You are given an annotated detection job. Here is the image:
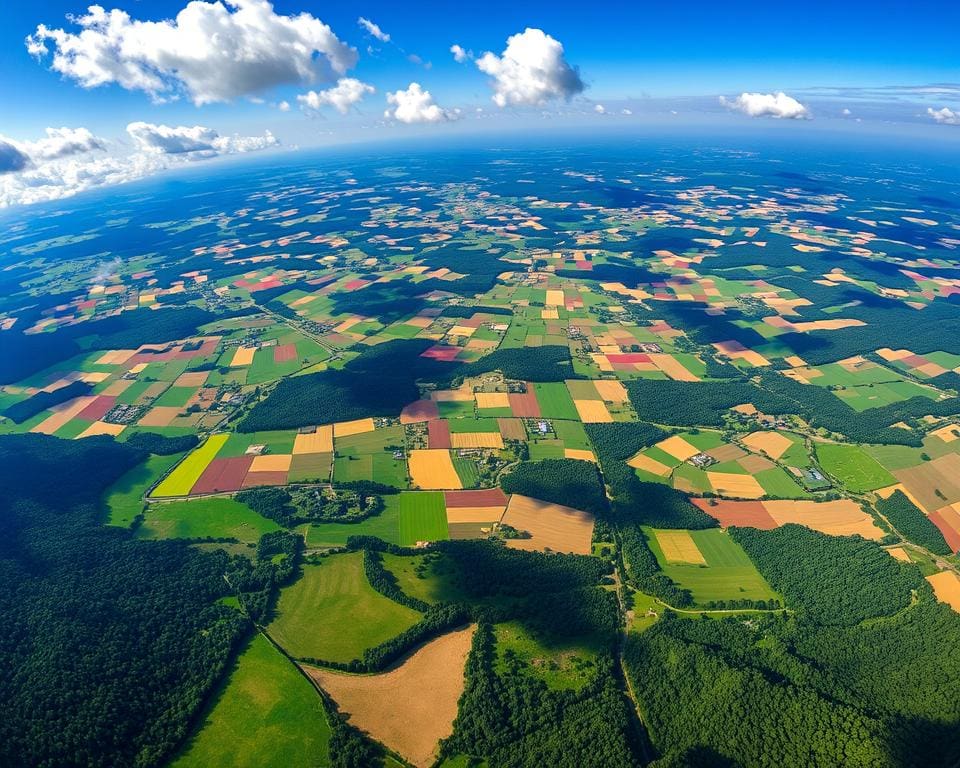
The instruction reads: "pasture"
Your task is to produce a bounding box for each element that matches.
[172,634,330,768]
[137,497,280,544]
[268,553,422,663]
[398,492,449,546]
[815,443,896,492]
[104,452,183,526]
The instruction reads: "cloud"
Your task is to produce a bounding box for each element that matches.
[21,126,106,161]
[384,82,454,124]
[127,122,277,154]
[842,108,852,116]
[357,16,389,42]
[928,106,960,125]
[450,44,471,63]
[720,91,810,119]
[27,1,357,105]
[298,77,375,114]
[476,28,585,108]
[594,104,606,114]
[0,140,31,174]
[278,100,290,112]
[621,108,633,116]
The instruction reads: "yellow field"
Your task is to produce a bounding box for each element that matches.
[292,426,334,454]
[649,353,701,381]
[573,399,612,423]
[593,379,628,403]
[408,449,462,490]
[250,454,293,472]
[431,388,473,402]
[446,506,504,523]
[627,452,672,476]
[174,371,209,387]
[230,346,256,366]
[564,448,596,462]
[654,529,707,564]
[763,499,884,539]
[501,494,594,555]
[475,392,510,409]
[707,471,766,499]
[876,347,913,362]
[333,417,376,437]
[791,318,865,332]
[930,424,960,443]
[656,435,700,461]
[30,396,97,435]
[590,353,614,372]
[545,289,565,307]
[742,430,793,459]
[886,547,911,562]
[100,379,133,397]
[927,571,960,613]
[76,421,126,439]
[449,432,505,449]
[449,325,476,337]
[137,406,181,427]
[95,349,136,365]
[304,626,475,768]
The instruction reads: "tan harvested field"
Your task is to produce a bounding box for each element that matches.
[99,379,133,397]
[654,529,706,564]
[930,423,960,443]
[742,431,793,460]
[737,454,775,473]
[627,452,672,477]
[137,406,182,428]
[431,387,473,402]
[475,392,510,409]
[593,379,629,403]
[545,289,565,306]
[497,418,526,441]
[77,421,126,438]
[304,626,475,768]
[501,494,594,555]
[876,483,928,512]
[655,435,700,461]
[446,506,505,523]
[408,449,462,490]
[927,571,960,612]
[564,448,596,462]
[763,499,884,539]
[250,454,293,472]
[893,454,960,514]
[333,418,376,438]
[449,432,505,449]
[174,371,209,387]
[706,443,748,462]
[293,426,334,454]
[886,547,911,562]
[95,349,136,365]
[707,471,765,499]
[573,399,612,423]
[230,346,256,366]
[30,395,97,434]
[649,353,701,381]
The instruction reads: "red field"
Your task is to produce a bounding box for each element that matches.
[76,395,117,421]
[930,507,960,553]
[444,489,508,507]
[191,456,254,494]
[273,343,297,363]
[421,345,461,362]
[508,389,541,417]
[401,400,440,423]
[606,353,652,364]
[241,470,288,488]
[693,498,778,529]
[428,420,452,449]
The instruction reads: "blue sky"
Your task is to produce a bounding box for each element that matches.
[1,0,958,206]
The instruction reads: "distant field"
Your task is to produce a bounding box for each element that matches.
[268,553,422,663]
[533,382,579,420]
[646,527,779,606]
[398,491,449,546]
[104,452,183,526]
[815,443,896,492]
[172,633,331,768]
[151,434,228,497]
[136,497,279,544]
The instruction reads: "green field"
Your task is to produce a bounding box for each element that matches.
[301,494,402,548]
[152,433,228,497]
[268,552,422,663]
[493,619,600,692]
[104,452,184,526]
[646,528,779,606]
[172,633,331,768]
[533,382,580,420]
[755,467,812,498]
[398,491,449,545]
[815,442,896,492]
[381,552,468,605]
[137,497,280,543]
[452,455,481,489]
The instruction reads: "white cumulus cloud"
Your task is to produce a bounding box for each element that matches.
[476,28,585,108]
[357,16,389,42]
[127,122,277,154]
[27,0,357,105]
[594,104,606,114]
[384,82,454,124]
[928,106,960,125]
[720,92,810,119]
[20,127,106,161]
[450,44,471,63]
[298,78,375,114]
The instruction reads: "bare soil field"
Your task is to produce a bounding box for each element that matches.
[501,494,594,555]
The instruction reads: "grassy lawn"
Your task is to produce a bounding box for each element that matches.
[380,552,468,605]
[268,552,422,663]
[103,452,183,526]
[755,467,812,498]
[398,491,449,546]
[815,442,896,492]
[301,495,402,548]
[452,456,481,489]
[533,382,579,420]
[172,633,331,768]
[493,619,600,692]
[647,527,779,606]
[137,497,280,543]
[152,434,228,497]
